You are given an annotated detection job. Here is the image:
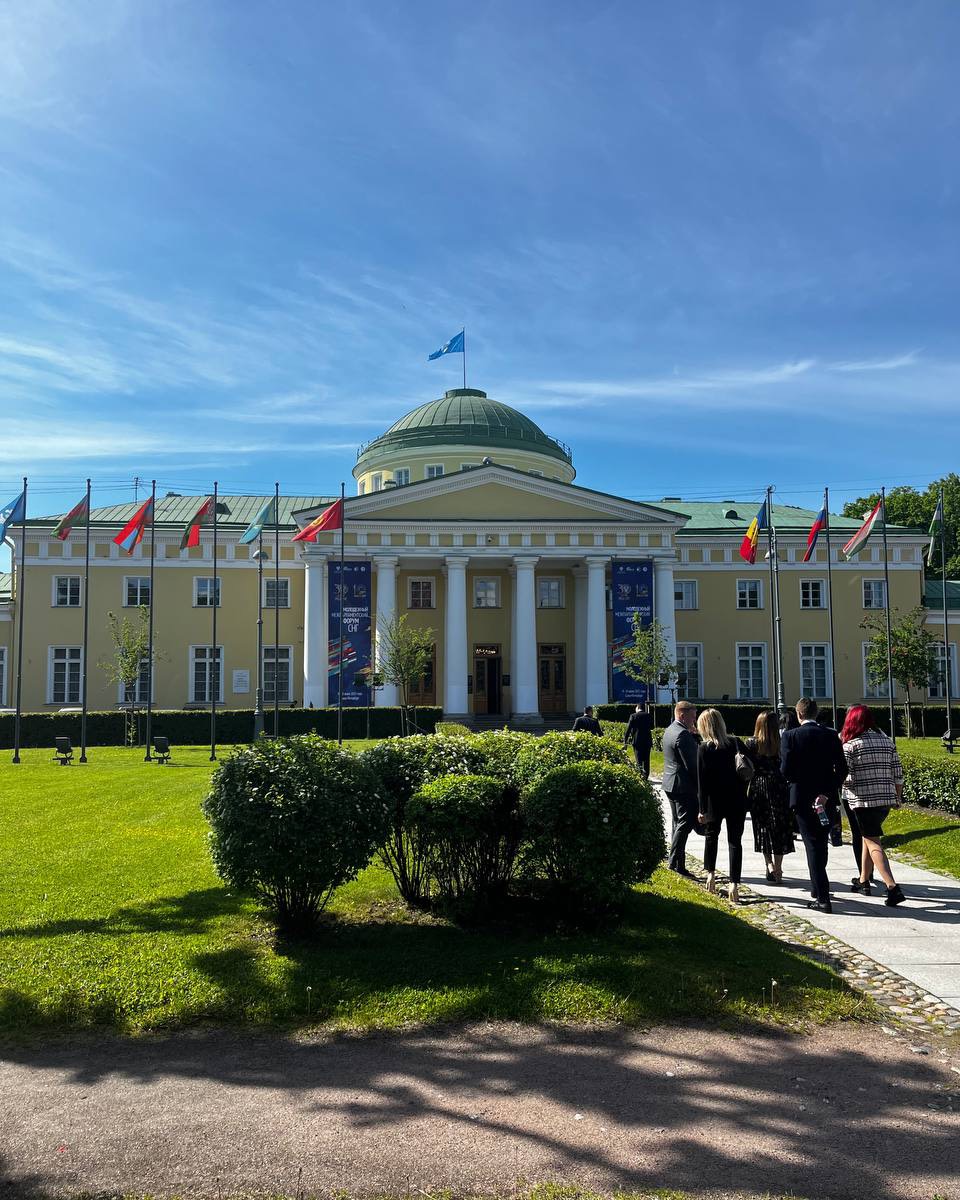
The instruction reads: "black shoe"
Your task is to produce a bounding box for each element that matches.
[884,885,906,907]
[806,900,833,913]
[850,877,873,895]
[671,867,694,878]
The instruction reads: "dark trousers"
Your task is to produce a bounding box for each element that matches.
[703,808,747,884]
[666,789,696,871]
[632,745,651,778]
[842,796,863,872]
[795,804,831,904]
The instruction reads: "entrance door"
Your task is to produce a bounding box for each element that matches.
[407,646,436,705]
[538,643,567,714]
[474,645,502,715]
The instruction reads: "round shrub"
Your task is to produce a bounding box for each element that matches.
[203,735,389,933]
[469,728,537,789]
[514,730,628,789]
[521,761,666,911]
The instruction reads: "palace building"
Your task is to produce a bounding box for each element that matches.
[0,388,952,719]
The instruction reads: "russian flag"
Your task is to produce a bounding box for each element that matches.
[113,498,154,555]
[803,507,826,563]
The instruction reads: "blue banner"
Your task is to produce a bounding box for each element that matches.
[328,560,372,706]
[610,559,654,703]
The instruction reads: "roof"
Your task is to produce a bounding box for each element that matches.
[665,500,921,537]
[925,579,960,611]
[356,389,573,467]
[30,494,335,531]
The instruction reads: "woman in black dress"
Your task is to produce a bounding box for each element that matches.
[744,710,794,883]
[696,708,749,904]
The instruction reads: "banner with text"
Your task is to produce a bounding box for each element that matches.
[328,560,372,706]
[610,559,654,703]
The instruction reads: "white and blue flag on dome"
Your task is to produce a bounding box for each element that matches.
[428,329,464,360]
[0,489,26,543]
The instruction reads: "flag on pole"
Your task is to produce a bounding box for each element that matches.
[52,494,90,541]
[292,497,343,543]
[428,329,464,360]
[181,496,231,549]
[739,500,767,564]
[113,497,154,555]
[802,506,827,563]
[0,489,26,543]
[928,494,944,566]
[842,498,883,560]
[239,496,278,545]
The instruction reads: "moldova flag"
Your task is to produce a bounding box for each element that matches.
[802,506,827,563]
[292,497,343,543]
[52,494,90,541]
[113,498,154,555]
[739,500,767,564]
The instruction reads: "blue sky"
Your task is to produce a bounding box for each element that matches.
[1,0,959,547]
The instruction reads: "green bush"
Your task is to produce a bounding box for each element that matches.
[900,752,960,817]
[468,728,537,789]
[407,774,521,905]
[202,735,389,932]
[514,730,628,788]
[522,761,666,911]
[435,721,474,737]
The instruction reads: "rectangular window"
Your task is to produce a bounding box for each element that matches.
[473,577,501,608]
[121,658,152,705]
[393,468,410,486]
[736,579,763,610]
[425,464,444,479]
[863,579,887,609]
[675,643,702,700]
[0,646,6,706]
[674,580,698,610]
[53,576,81,607]
[194,577,221,607]
[263,646,292,703]
[49,646,82,704]
[371,473,383,492]
[537,578,564,608]
[124,576,151,607]
[800,643,831,698]
[862,642,892,698]
[190,646,223,703]
[929,642,958,699]
[264,577,290,609]
[737,643,767,700]
[800,579,826,609]
[408,577,435,609]
[359,480,366,495]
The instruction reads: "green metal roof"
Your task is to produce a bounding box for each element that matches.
[664,499,920,537]
[356,389,573,467]
[30,494,335,530]
[925,579,960,610]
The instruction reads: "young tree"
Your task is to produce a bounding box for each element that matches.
[621,615,677,727]
[861,606,938,737]
[378,613,436,735]
[98,608,160,745]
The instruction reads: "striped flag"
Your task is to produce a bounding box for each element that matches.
[0,489,26,543]
[239,496,277,545]
[292,497,343,543]
[181,496,231,549]
[928,494,944,566]
[739,500,767,564]
[842,497,883,560]
[52,494,90,541]
[113,497,154,555]
[802,506,827,563]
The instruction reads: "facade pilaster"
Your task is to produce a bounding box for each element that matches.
[573,566,587,712]
[585,555,610,707]
[443,555,470,715]
[303,556,328,709]
[512,555,541,721]
[654,556,678,703]
[374,555,399,706]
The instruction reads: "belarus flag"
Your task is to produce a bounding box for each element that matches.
[292,498,343,543]
[802,507,827,563]
[842,498,883,560]
[739,500,767,564]
[53,495,90,541]
[180,496,231,549]
[113,498,154,555]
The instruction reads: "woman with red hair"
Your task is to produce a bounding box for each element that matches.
[840,705,905,906]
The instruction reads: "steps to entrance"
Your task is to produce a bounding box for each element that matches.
[456,714,575,734]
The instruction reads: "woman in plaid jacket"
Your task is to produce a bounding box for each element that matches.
[841,705,906,907]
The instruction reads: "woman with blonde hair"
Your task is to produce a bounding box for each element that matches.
[744,710,794,884]
[696,708,749,903]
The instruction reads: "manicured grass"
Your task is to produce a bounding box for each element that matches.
[898,736,959,761]
[0,746,866,1036]
[881,805,960,878]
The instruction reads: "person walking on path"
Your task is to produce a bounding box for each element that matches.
[841,704,907,907]
[661,700,700,877]
[744,710,794,884]
[780,697,847,913]
[696,708,749,904]
[624,701,654,778]
[572,705,603,735]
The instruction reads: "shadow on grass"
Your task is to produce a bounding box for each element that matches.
[883,824,960,849]
[0,888,245,940]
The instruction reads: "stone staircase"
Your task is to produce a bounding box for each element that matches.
[457,713,574,734]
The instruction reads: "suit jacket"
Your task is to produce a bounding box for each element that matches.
[661,720,700,795]
[624,711,654,750]
[572,715,602,736]
[780,721,847,811]
[697,739,748,824]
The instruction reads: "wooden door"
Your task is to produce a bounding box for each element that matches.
[538,643,567,714]
[473,645,501,714]
[407,646,436,705]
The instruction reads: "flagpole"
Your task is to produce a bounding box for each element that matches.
[12,477,27,765]
[254,532,264,741]
[274,481,280,738]
[765,489,779,708]
[143,480,157,762]
[210,481,218,762]
[824,486,838,731]
[771,493,786,715]
[79,478,92,763]
[881,487,896,742]
[940,485,954,749]
[462,328,466,390]
[337,480,345,746]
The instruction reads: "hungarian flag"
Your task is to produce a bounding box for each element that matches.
[113,498,154,555]
[739,500,767,564]
[239,496,277,545]
[802,506,827,563]
[292,498,343,543]
[0,489,26,543]
[928,495,944,566]
[52,494,90,541]
[842,497,883,560]
[180,496,232,550]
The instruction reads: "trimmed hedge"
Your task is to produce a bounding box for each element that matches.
[597,702,957,738]
[900,751,960,818]
[513,729,629,787]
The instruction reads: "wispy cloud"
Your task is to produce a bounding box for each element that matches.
[830,351,920,373]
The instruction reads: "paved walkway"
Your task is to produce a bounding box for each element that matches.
[658,791,960,1014]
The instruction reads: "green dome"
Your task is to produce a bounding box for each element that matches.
[356,389,572,467]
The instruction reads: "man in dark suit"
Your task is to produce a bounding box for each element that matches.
[624,702,654,778]
[572,705,603,735]
[780,696,848,912]
[661,700,700,876]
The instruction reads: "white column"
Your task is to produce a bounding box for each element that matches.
[303,556,328,709]
[374,555,399,706]
[443,555,469,716]
[508,565,518,714]
[585,555,610,707]
[654,555,678,704]
[573,566,587,712]
[512,556,541,721]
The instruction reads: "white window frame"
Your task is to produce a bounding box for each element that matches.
[675,642,703,700]
[263,644,294,704]
[862,641,893,699]
[800,578,827,610]
[736,579,763,610]
[371,472,383,493]
[407,576,436,610]
[928,642,958,700]
[537,577,565,609]
[674,580,698,611]
[799,642,832,698]
[52,575,82,608]
[425,464,444,479]
[473,577,501,609]
[47,646,83,705]
[193,577,222,608]
[118,657,153,705]
[863,579,887,610]
[359,480,367,495]
[263,576,291,609]
[0,645,6,706]
[123,576,151,608]
[189,645,224,703]
[736,642,768,701]
[393,467,410,486]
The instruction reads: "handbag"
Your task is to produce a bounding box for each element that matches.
[732,737,755,785]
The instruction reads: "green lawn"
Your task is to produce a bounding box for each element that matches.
[898,735,959,761]
[881,806,960,878]
[0,745,866,1036]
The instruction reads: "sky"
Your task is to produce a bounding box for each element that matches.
[1,0,959,556]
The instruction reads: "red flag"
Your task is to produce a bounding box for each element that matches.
[180,496,215,550]
[52,495,90,541]
[113,498,154,555]
[292,498,343,542]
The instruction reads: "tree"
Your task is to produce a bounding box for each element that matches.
[842,473,960,578]
[621,615,677,726]
[378,613,436,734]
[861,606,938,737]
[98,608,160,745]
